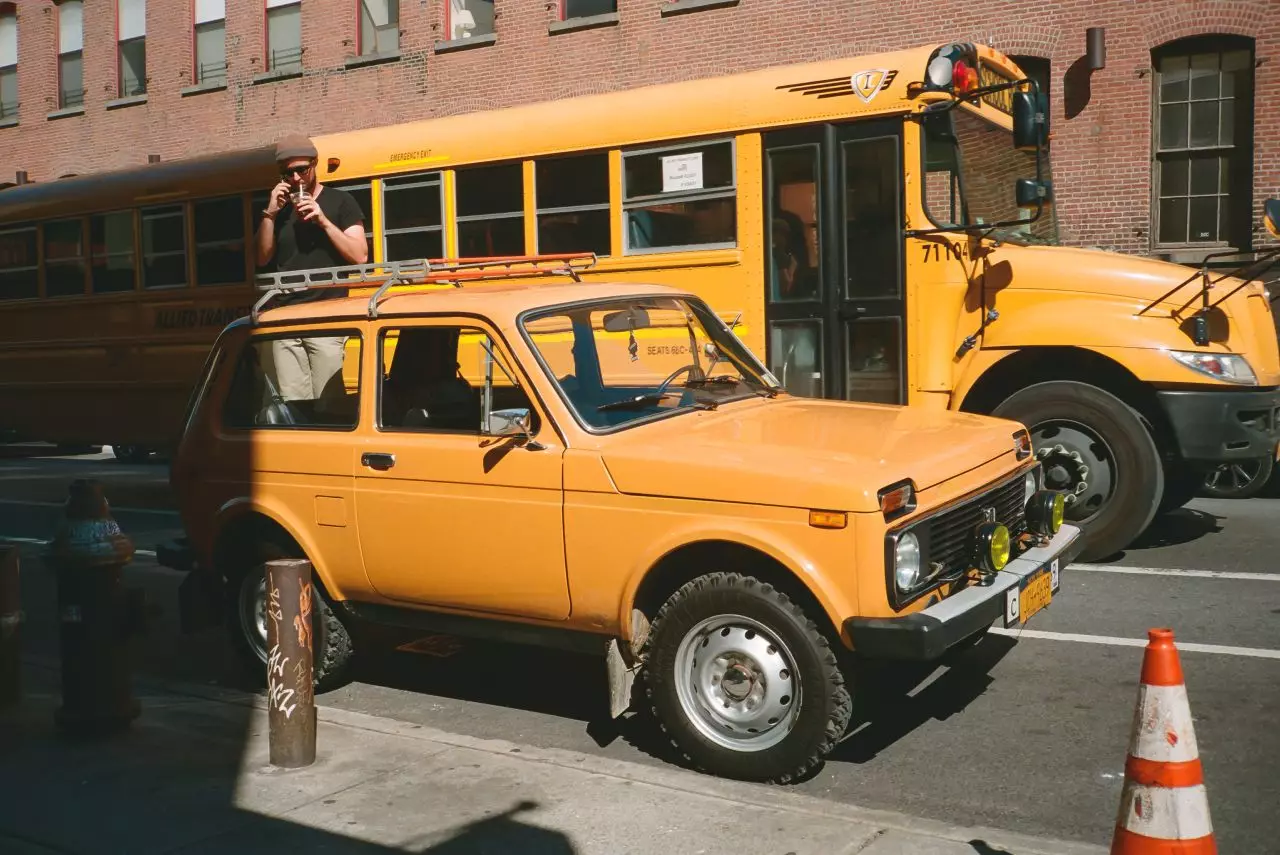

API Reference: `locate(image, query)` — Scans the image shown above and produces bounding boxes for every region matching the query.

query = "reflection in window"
[118,0,146,97]
[769,322,822,398]
[194,0,227,86]
[224,333,360,429]
[0,226,38,300]
[57,1,84,109]
[382,172,443,262]
[768,146,820,302]
[194,196,245,286]
[45,218,86,297]
[91,211,136,293]
[535,153,610,256]
[142,205,187,288]
[0,6,17,119]
[266,0,302,73]
[456,162,524,257]
[623,139,736,253]
[360,0,398,55]
[845,318,901,404]
[843,137,899,299]
[448,0,493,40]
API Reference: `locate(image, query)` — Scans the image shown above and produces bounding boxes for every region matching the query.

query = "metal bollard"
[265,558,316,768]
[46,479,143,736]
[1,545,21,707]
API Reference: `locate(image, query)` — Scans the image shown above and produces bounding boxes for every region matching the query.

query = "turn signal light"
[809,510,847,530]
[953,59,979,93]
[877,480,916,520]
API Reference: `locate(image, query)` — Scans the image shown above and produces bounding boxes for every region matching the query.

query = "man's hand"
[265,181,290,217]
[295,197,327,226]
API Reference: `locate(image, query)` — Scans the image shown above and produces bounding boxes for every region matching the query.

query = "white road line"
[0,535,158,557]
[0,498,179,516]
[1070,563,1280,582]
[990,627,1280,660]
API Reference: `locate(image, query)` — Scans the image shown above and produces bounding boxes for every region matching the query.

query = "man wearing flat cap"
[256,133,368,414]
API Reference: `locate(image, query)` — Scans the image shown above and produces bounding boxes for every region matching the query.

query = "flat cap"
[275,133,317,162]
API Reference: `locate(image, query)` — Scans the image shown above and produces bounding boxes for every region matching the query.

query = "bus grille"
[925,474,1028,574]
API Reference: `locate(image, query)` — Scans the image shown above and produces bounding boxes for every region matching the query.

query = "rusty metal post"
[0,545,21,707]
[46,479,141,735]
[265,558,316,768]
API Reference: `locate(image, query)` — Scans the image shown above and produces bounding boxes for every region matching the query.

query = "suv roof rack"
[250,253,599,324]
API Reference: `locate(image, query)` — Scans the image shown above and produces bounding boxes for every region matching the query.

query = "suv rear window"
[222,331,362,430]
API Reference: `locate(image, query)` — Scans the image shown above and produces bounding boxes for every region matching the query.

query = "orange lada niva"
[162,258,1084,783]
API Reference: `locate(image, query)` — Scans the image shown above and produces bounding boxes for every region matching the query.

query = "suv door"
[353,319,570,620]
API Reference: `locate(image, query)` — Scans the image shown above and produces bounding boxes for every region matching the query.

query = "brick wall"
[1,0,1276,258]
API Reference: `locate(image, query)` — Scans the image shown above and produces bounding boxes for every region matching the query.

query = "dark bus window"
[622,139,737,253]
[194,196,247,286]
[142,204,188,289]
[535,152,610,256]
[456,162,524,257]
[0,226,38,300]
[45,218,87,297]
[91,211,137,293]
[331,180,373,263]
[383,172,443,262]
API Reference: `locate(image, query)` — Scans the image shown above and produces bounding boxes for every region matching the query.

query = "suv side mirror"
[1015,178,1054,208]
[1265,198,1280,239]
[1012,89,1048,151]
[484,407,532,438]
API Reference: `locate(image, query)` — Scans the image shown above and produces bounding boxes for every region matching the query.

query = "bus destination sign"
[977,62,1015,115]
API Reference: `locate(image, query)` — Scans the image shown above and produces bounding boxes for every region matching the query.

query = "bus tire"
[993,380,1163,562]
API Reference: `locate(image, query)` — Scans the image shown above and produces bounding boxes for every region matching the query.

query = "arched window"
[56,0,83,109]
[0,3,17,120]
[1152,35,1254,250]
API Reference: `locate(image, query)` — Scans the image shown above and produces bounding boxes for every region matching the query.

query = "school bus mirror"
[1263,199,1280,239]
[484,407,533,438]
[603,307,651,333]
[1015,178,1054,209]
[1012,90,1048,151]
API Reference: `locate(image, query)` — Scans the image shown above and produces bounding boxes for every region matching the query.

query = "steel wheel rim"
[238,571,269,663]
[1031,420,1116,523]
[673,614,801,752]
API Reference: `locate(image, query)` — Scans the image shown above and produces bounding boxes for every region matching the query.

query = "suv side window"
[222,331,361,430]
[379,324,534,433]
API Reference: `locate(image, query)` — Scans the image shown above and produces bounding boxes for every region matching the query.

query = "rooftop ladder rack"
[251,253,599,323]
[1136,243,1280,345]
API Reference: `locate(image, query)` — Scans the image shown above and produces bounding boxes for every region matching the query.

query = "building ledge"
[181,81,228,97]
[661,0,740,16]
[105,94,148,111]
[435,33,497,54]
[549,12,619,35]
[252,67,304,86]
[0,116,17,129]
[47,106,84,121]
[344,50,401,69]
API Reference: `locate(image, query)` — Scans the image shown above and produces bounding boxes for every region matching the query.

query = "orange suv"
[163,256,1084,783]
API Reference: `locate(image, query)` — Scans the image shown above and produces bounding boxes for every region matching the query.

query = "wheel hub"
[719,663,756,701]
[1031,423,1115,520]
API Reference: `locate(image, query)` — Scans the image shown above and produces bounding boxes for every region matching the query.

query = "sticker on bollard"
[265,558,317,768]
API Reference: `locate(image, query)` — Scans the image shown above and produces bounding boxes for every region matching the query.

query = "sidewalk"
[0,661,1105,855]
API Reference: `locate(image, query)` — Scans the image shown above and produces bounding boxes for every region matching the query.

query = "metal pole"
[0,545,20,707]
[265,558,316,768]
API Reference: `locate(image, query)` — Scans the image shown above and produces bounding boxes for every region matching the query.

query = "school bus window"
[769,321,823,399]
[768,145,822,302]
[141,204,188,288]
[222,332,361,430]
[90,211,137,294]
[623,139,736,253]
[535,152,610,257]
[0,225,38,300]
[382,172,443,262]
[843,136,900,299]
[332,179,373,262]
[456,162,524,257]
[44,218,87,297]
[194,196,247,286]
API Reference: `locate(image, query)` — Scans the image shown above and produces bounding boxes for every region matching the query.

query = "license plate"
[1004,559,1058,628]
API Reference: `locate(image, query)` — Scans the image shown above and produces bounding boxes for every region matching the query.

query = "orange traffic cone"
[1111,628,1216,854]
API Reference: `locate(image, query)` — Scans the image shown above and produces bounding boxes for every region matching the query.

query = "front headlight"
[1024,469,1039,504]
[894,532,922,591]
[975,522,1011,573]
[1169,350,1257,385]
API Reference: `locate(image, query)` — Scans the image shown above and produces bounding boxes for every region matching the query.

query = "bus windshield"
[922,105,1059,245]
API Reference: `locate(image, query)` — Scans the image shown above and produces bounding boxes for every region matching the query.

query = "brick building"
[0,0,1276,263]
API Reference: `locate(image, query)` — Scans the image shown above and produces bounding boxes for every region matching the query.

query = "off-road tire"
[641,572,851,784]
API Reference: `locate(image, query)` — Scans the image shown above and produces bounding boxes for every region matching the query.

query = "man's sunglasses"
[281,163,313,178]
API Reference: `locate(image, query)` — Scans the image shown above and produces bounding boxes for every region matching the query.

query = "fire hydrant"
[46,479,144,735]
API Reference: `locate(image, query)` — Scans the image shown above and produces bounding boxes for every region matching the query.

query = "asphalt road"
[2,444,1278,852]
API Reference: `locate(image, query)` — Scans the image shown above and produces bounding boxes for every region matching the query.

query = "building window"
[118,0,146,97]
[561,0,615,19]
[194,196,246,286]
[44,218,87,297]
[456,162,525,257]
[90,211,137,293]
[623,138,737,253]
[535,153,610,256]
[382,172,444,261]
[266,0,302,74]
[447,0,494,41]
[0,225,38,300]
[360,0,398,55]
[0,5,17,120]
[194,0,226,86]
[1153,36,1254,248]
[141,204,187,288]
[57,1,84,109]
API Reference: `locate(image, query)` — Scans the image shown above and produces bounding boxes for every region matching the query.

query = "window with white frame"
[623,138,737,253]
[1152,36,1254,248]
[57,1,83,109]
[266,0,302,74]
[0,5,17,120]
[360,0,398,55]
[562,0,615,19]
[118,0,145,97]
[194,0,226,86]
[448,0,494,41]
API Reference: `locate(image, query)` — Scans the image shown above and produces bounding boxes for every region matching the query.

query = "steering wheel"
[655,363,701,397]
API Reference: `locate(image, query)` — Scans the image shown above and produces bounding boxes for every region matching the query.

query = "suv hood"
[596,397,1023,513]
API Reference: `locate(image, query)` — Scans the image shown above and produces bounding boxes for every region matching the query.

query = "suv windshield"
[521,295,780,431]
[922,104,1059,245]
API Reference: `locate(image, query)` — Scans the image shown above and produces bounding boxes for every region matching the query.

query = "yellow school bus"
[0,40,1277,561]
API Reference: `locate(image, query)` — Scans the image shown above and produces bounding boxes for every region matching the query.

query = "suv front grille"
[925,473,1028,574]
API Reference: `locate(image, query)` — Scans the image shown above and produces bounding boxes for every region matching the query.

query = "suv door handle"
[361,452,396,471]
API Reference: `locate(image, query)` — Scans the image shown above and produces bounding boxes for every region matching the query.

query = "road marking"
[0,498,179,516]
[1070,563,1280,582]
[990,627,1280,660]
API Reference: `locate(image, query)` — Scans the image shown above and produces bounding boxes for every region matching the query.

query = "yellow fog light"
[975,522,1011,573]
[1026,490,1066,536]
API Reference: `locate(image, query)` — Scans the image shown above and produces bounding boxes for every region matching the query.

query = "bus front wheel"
[993,380,1164,562]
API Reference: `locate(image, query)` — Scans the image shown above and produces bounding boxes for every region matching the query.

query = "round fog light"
[1026,490,1065,536]
[894,532,921,591]
[975,522,1011,573]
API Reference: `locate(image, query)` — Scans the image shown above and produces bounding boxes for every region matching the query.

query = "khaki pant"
[270,336,348,411]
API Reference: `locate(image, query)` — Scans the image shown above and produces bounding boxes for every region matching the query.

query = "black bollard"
[265,558,316,768]
[0,545,20,707]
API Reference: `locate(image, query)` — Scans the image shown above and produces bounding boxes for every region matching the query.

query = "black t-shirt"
[271,185,365,303]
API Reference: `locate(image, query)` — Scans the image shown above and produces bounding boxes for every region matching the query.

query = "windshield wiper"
[596,393,718,412]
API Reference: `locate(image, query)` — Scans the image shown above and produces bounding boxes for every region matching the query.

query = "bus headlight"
[1026,490,1065,536]
[894,531,922,591]
[975,523,1011,573]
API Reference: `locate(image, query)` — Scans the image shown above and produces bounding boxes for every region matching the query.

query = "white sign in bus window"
[662,152,704,194]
